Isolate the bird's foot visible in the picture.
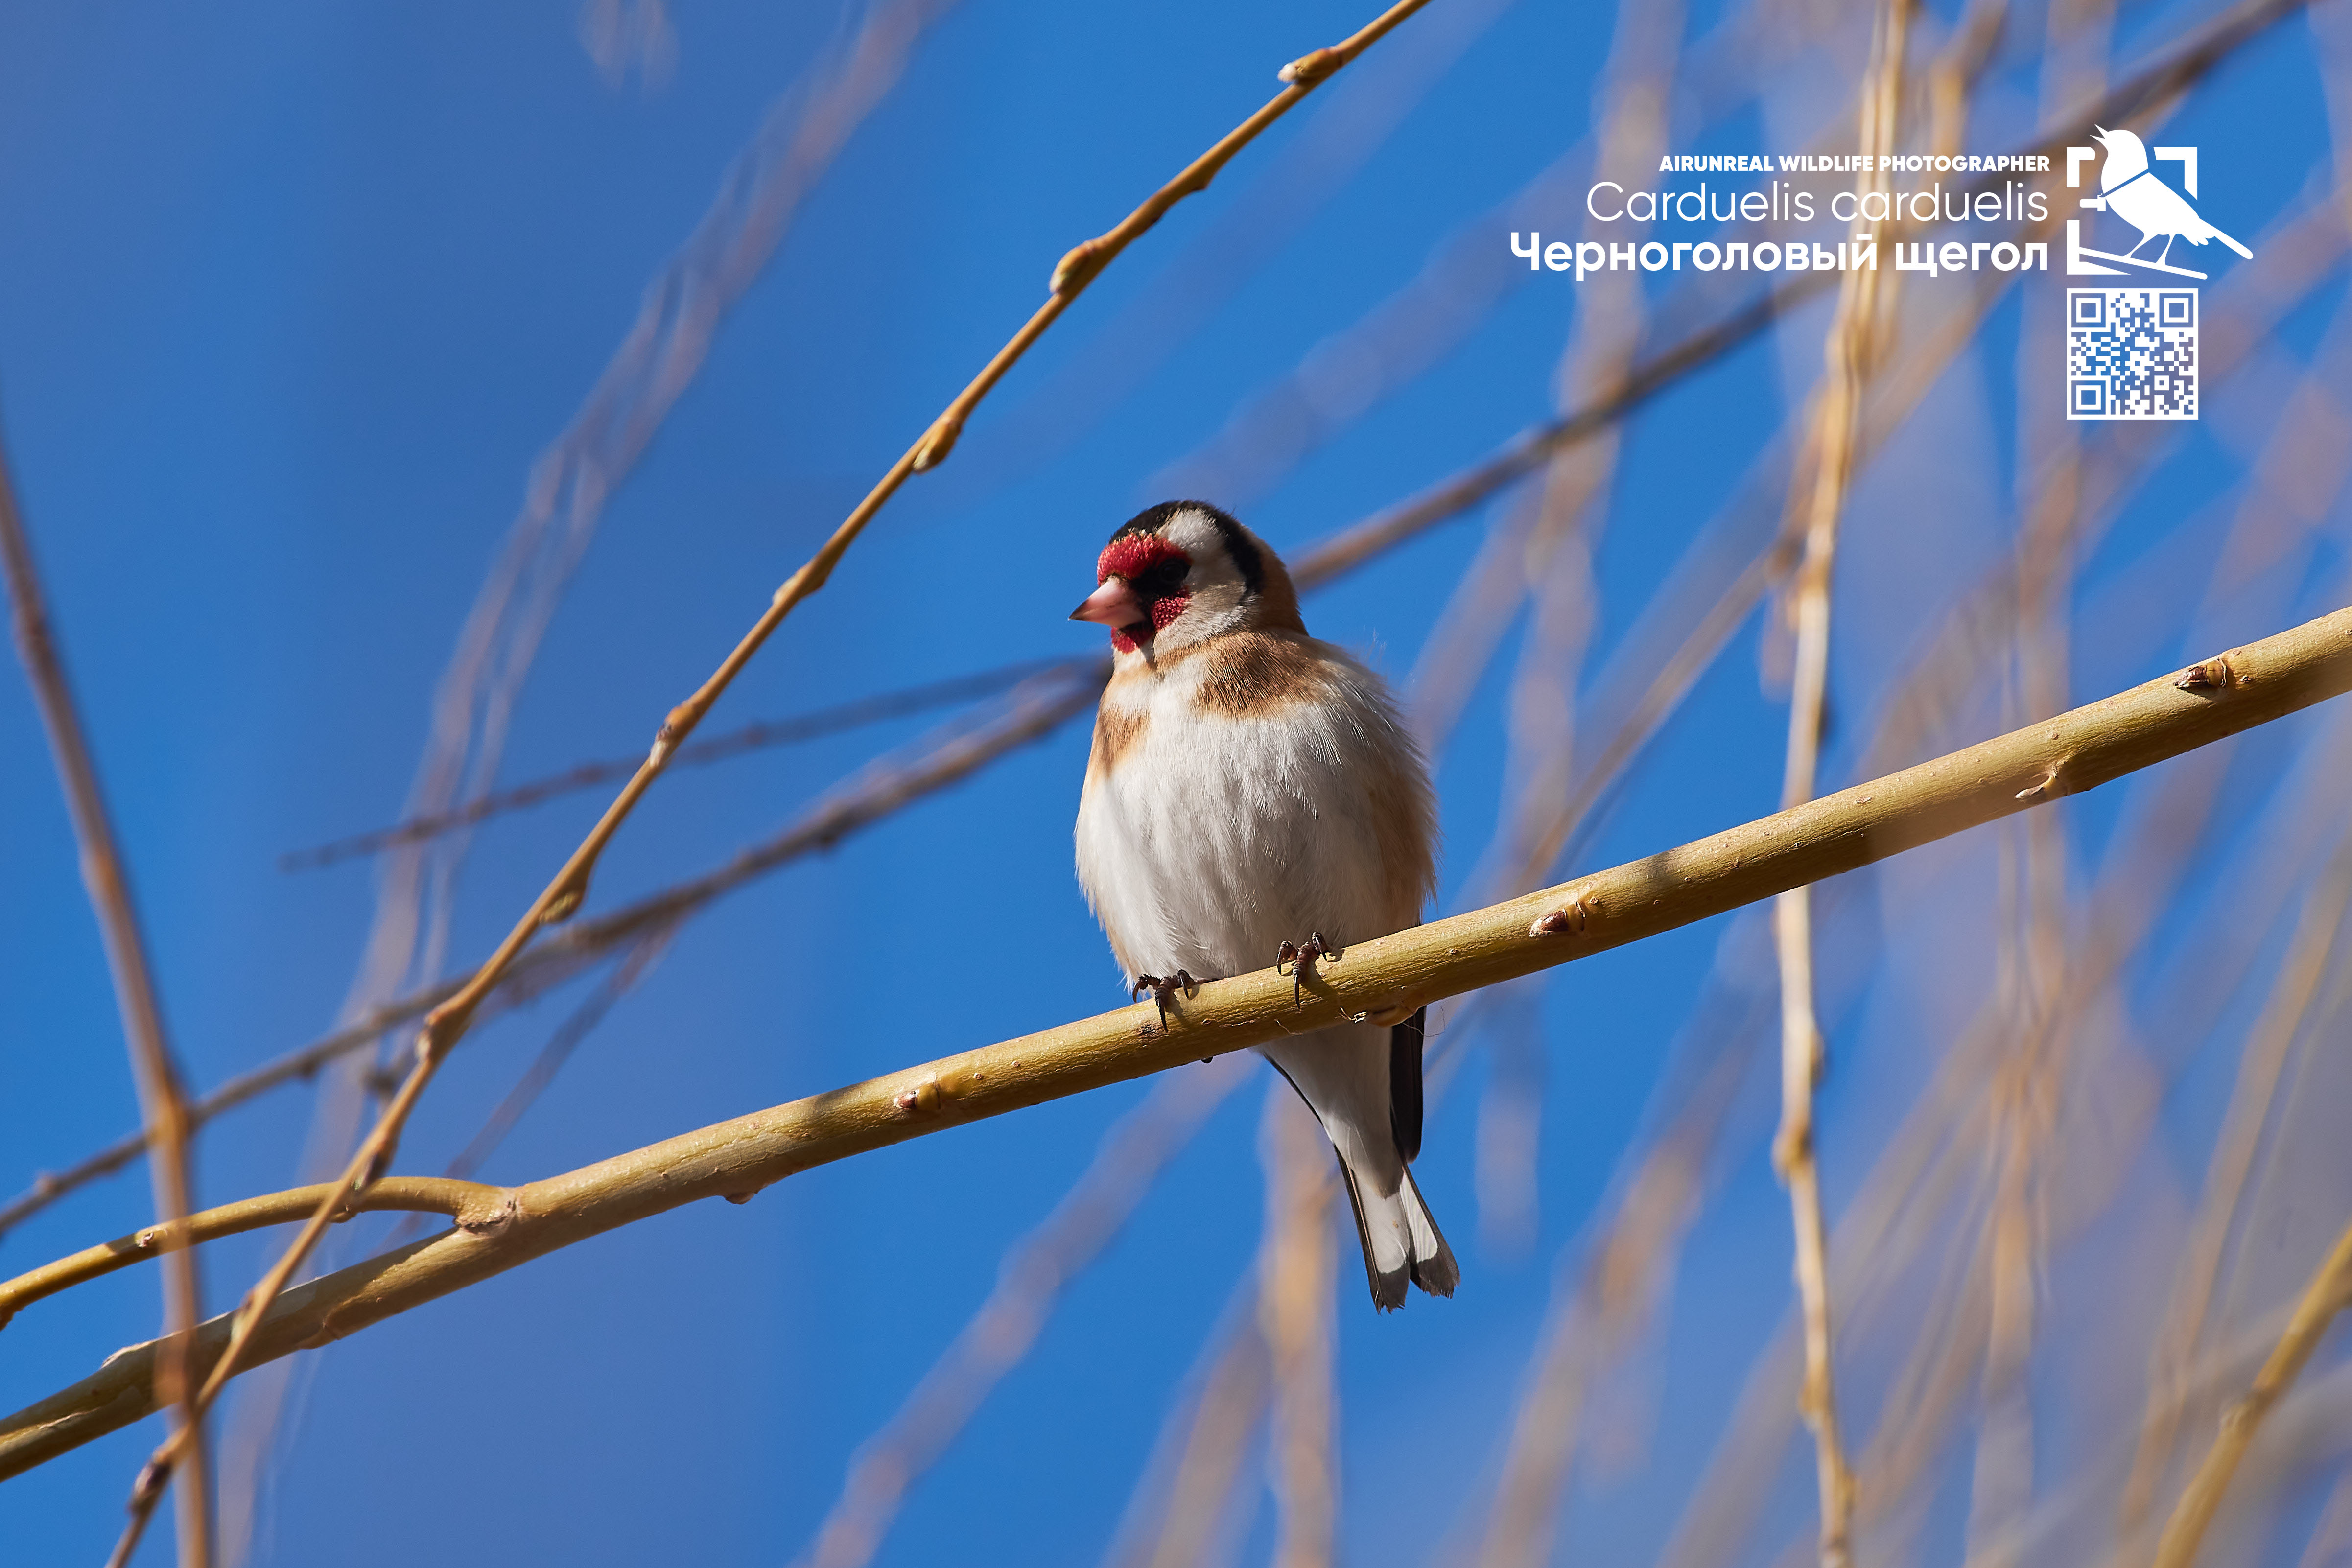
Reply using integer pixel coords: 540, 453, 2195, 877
1274, 932, 1335, 1009
1132, 970, 1198, 1031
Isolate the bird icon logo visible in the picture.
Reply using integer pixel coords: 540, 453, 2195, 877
2067, 128, 2252, 279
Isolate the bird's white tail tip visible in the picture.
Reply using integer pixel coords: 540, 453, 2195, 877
1401, 1167, 1458, 1299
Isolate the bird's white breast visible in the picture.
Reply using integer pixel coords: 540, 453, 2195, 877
1073, 633, 1430, 987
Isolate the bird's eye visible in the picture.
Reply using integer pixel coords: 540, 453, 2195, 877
1133, 555, 1189, 596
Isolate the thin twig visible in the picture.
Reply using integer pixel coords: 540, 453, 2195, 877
376, 934, 679, 1253
2152, 1220, 2352, 1568
279, 657, 1077, 870
12, 600, 2352, 1476
441, 936, 673, 1186
1768, 10, 1906, 1558
0, 424, 214, 1568
0, 1179, 503, 1325
102, 4, 1441, 1544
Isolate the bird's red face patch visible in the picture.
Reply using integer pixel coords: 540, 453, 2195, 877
1096, 533, 1185, 585
1096, 534, 1191, 652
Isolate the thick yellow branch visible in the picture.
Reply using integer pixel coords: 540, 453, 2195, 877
7, 604, 2352, 1482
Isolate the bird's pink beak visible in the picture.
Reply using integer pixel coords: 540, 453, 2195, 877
1070, 577, 1146, 631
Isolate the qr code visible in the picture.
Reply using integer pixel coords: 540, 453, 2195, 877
2067, 288, 2197, 420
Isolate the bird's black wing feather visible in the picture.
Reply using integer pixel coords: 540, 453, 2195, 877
1390, 1007, 1426, 1162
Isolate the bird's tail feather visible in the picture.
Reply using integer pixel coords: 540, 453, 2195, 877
2215, 227, 2253, 259
1333, 1154, 1457, 1311
1402, 1165, 1459, 1298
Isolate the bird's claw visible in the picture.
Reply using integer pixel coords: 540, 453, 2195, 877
1274, 932, 1334, 1009
1132, 970, 1198, 1030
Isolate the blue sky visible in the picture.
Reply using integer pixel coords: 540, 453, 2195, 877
3, 2, 2347, 1565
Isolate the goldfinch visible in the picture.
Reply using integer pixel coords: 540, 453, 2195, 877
1071, 500, 1457, 1310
